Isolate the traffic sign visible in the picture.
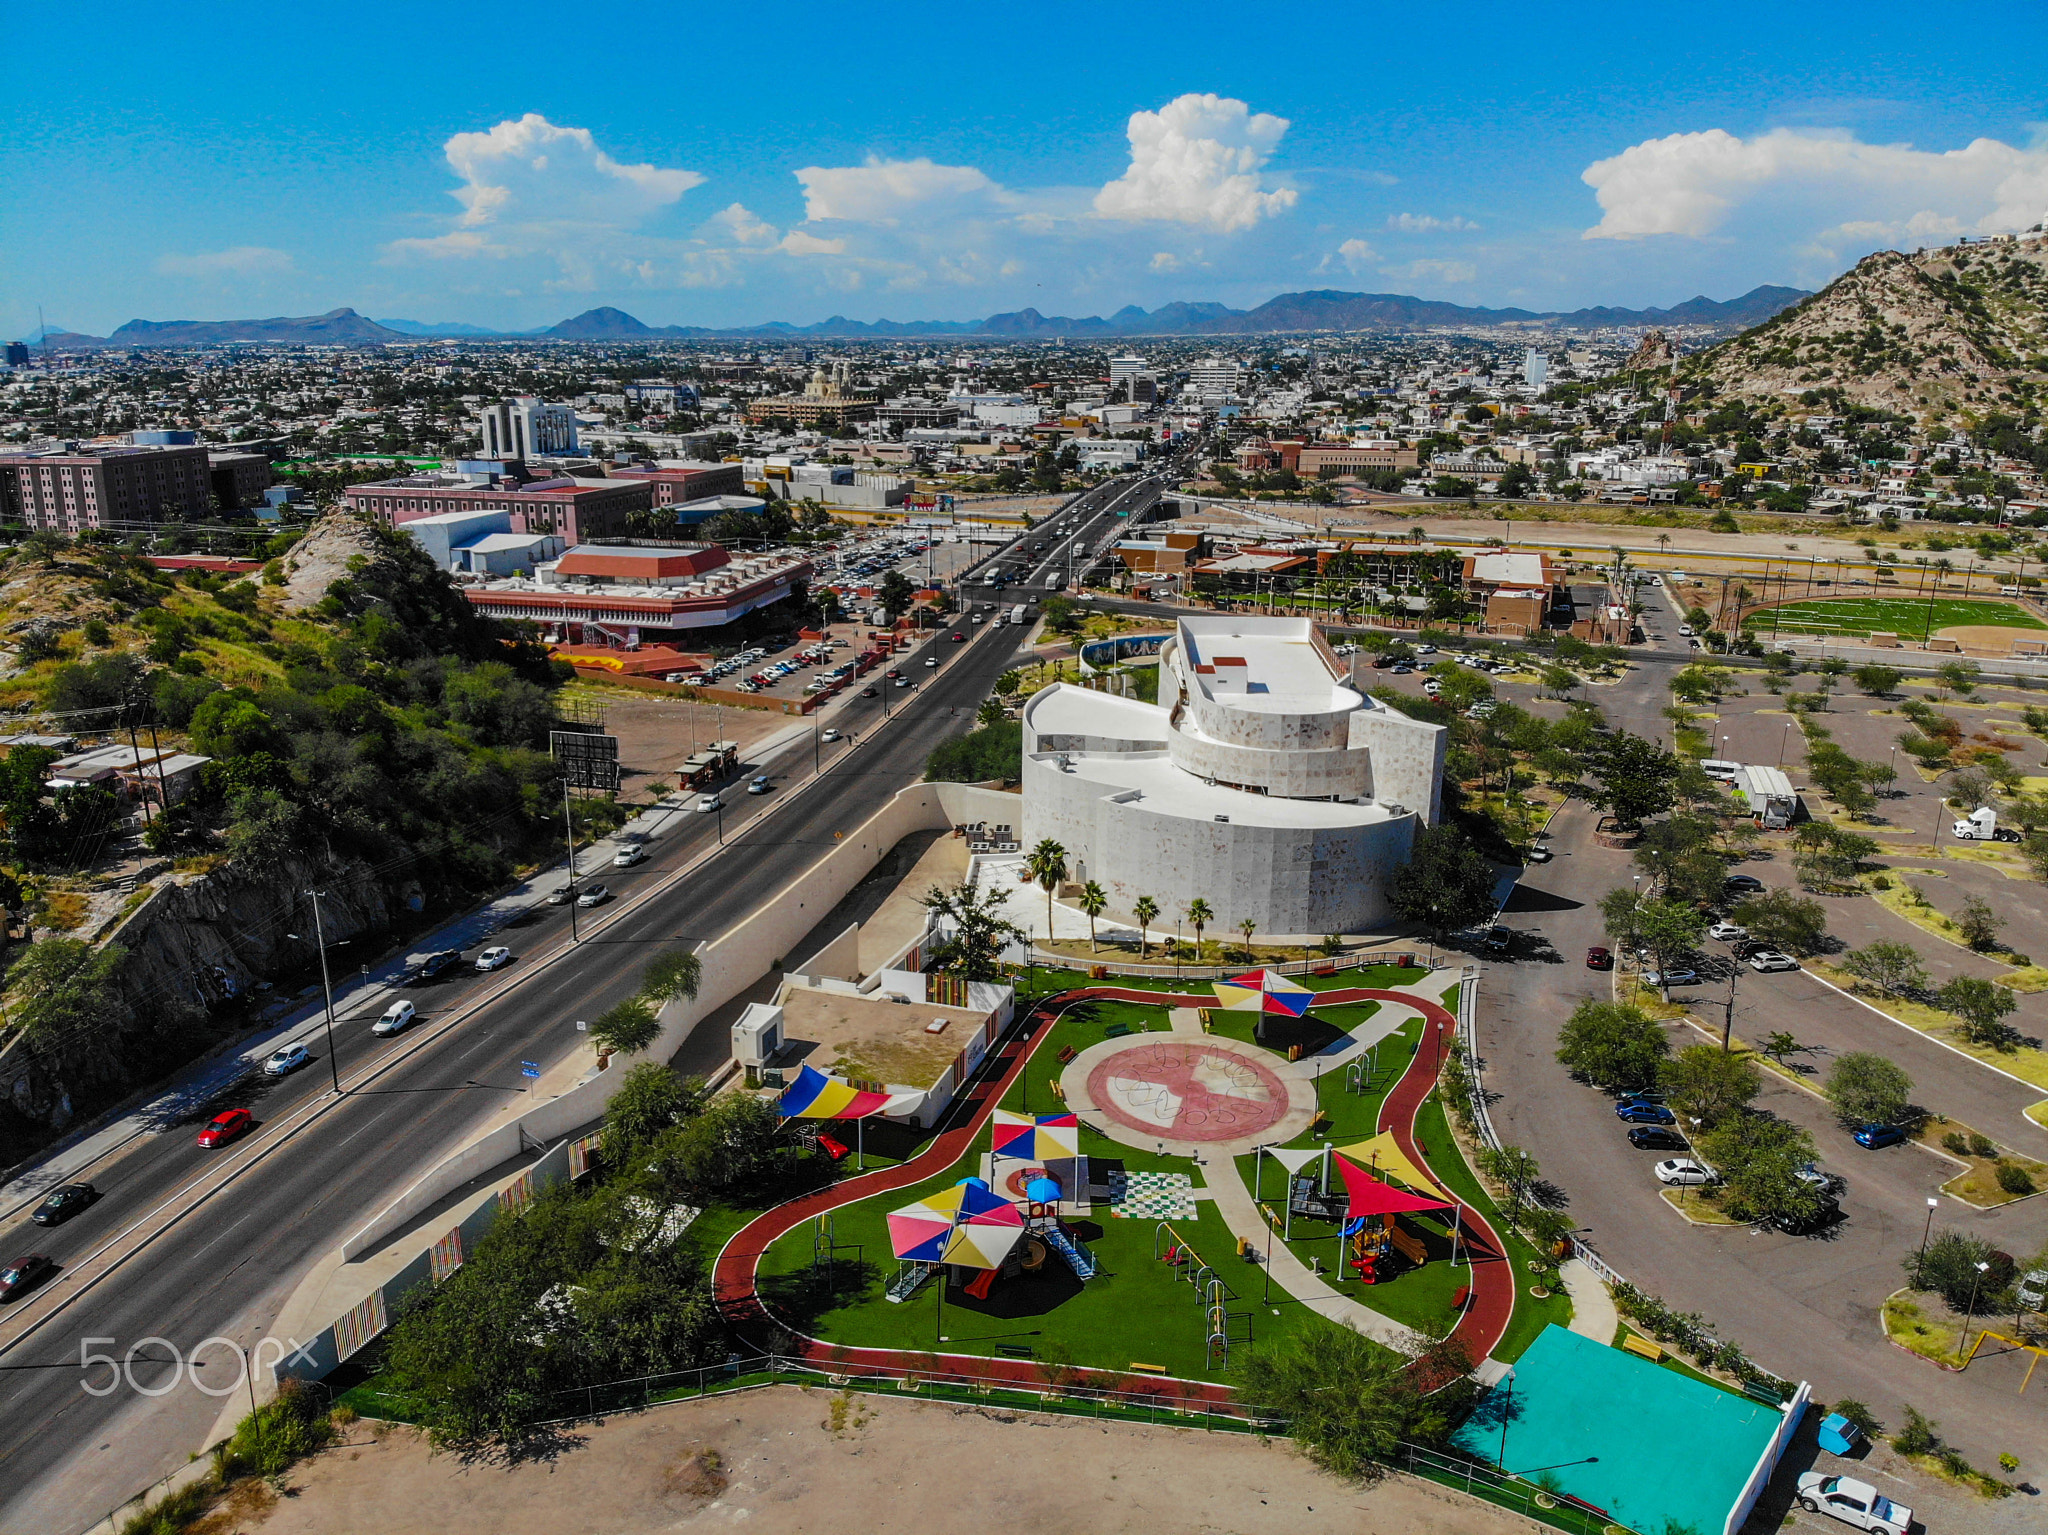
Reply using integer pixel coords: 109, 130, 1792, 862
520, 1061, 541, 1078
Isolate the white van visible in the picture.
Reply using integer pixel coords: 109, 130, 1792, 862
1700, 759, 1740, 783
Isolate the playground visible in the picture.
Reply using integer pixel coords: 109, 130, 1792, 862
1743, 595, 2047, 642
719, 961, 1549, 1397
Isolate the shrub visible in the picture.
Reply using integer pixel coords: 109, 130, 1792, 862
1943, 1131, 1971, 1156
1969, 1132, 1997, 1158
1830, 1398, 1882, 1437
1996, 1162, 2035, 1196
1894, 1405, 1939, 1456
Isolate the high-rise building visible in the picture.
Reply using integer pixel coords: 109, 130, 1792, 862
1109, 355, 1156, 405
0, 444, 213, 531
1186, 357, 1246, 398
1523, 349, 1549, 389
477, 397, 580, 460
3, 343, 30, 369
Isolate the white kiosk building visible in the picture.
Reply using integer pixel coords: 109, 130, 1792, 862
1020, 615, 1446, 936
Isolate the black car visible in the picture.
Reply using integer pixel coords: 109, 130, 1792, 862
29, 1183, 97, 1226
1627, 1125, 1688, 1151
1723, 874, 1766, 894
1770, 1197, 1842, 1235
409, 949, 464, 984
0, 1253, 55, 1302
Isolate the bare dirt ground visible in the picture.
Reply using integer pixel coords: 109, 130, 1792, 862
561, 685, 795, 798
246, 1386, 1527, 1535
1935, 623, 2047, 653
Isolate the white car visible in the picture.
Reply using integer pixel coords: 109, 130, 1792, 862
1422, 680, 1442, 696
924, 655, 939, 668
1525, 846, 1553, 863
612, 844, 646, 868
474, 946, 511, 972
576, 883, 611, 908
1796, 1474, 1910, 1535
1708, 921, 1747, 942
696, 793, 722, 813
372, 1001, 417, 1037
747, 776, 771, 795
1677, 624, 1695, 637
821, 728, 842, 743
263, 1043, 311, 1076
1642, 968, 1701, 988
1748, 950, 1800, 973
1655, 1157, 1717, 1186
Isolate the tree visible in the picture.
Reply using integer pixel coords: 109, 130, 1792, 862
1637, 898, 1708, 995
922, 881, 1025, 981
188, 690, 282, 759
1598, 884, 1647, 950
1939, 975, 2020, 1048
1237, 916, 1258, 959
1825, 1052, 1913, 1129
1792, 823, 1879, 889
975, 697, 1005, 728
1387, 823, 1496, 942
641, 950, 702, 1007
1132, 895, 1159, 960
1730, 889, 1828, 956
1232, 1324, 1445, 1478
1477, 1145, 1541, 1221
1853, 664, 1902, 697
1698, 1111, 1822, 1224
1955, 894, 2003, 952
653, 1090, 793, 1199
1586, 731, 1678, 828
1555, 1000, 1670, 1092
1906, 1230, 2011, 1313
1658, 1039, 1761, 1126
0, 940, 130, 1070
1185, 897, 1214, 957
1840, 940, 1927, 999
878, 570, 917, 619
1079, 881, 1107, 953
589, 997, 660, 1056
601, 1063, 708, 1164
1025, 838, 1067, 939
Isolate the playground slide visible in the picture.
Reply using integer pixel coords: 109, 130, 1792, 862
885, 1262, 937, 1304
1042, 1224, 1100, 1280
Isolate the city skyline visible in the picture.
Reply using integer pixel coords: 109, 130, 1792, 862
8, 2, 2048, 338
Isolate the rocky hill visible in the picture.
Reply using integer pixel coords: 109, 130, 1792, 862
1686, 236, 2048, 420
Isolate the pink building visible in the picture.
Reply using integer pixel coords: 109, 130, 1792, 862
344, 471, 649, 544
0, 445, 213, 531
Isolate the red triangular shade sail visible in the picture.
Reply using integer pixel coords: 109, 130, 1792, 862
1335, 1154, 1454, 1218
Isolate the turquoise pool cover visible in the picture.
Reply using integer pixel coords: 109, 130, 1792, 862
1451, 1326, 1786, 1535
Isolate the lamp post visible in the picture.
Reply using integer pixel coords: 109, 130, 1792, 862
1919, 1197, 1938, 1265
1778, 720, 1793, 767
297, 892, 342, 1096
1497, 1366, 1517, 1469
561, 780, 579, 943
1959, 1259, 1991, 1358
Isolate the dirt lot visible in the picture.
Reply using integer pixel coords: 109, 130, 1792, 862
245, 1386, 1524, 1535
560, 685, 798, 799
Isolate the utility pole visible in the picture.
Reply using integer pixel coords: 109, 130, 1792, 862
303, 890, 343, 1095
562, 781, 579, 943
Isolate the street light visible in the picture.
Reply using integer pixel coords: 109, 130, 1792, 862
292, 891, 343, 1096
1918, 1197, 1938, 1264
1497, 1366, 1517, 1468
1959, 1260, 1991, 1358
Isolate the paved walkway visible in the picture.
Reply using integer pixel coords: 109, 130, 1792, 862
1560, 1258, 1618, 1344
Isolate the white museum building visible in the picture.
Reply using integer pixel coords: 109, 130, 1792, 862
1019, 615, 1446, 937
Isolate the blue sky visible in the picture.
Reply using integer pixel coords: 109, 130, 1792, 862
8, 2, 2048, 335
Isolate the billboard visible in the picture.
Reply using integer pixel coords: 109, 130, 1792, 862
550, 730, 620, 791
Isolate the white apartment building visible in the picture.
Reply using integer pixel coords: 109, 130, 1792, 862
478, 397, 580, 460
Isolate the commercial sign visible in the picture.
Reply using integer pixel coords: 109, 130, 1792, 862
550, 730, 621, 791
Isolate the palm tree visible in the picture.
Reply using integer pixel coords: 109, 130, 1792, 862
1185, 898, 1213, 961
1026, 838, 1067, 941
1237, 917, 1258, 961
1079, 881, 1107, 953
1656, 532, 1672, 555
1132, 895, 1159, 960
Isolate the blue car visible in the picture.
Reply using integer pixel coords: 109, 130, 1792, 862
1617, 1101, 1677, 1125
1854, 1123, 1906, 1149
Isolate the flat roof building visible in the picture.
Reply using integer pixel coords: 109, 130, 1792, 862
344, 469, 648, 545
0, 443, 213, 531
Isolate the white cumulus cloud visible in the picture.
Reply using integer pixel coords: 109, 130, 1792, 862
795, 157, 1000, 223
779, 230, 848, 256
154, 246, 295, 278
1581, 127, 2048, 241
1150, 251, 1183, 272
1385, 213, 1478, 233
707, 202, 780, 247
1094, 93, 1297, 233
1314, 238, 1379, 276
384, 113, 704, 266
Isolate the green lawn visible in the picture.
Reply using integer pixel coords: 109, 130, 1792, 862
1744, 596, 2047, 641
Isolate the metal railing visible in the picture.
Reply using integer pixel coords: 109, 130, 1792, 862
1454, 964, 1504, 1154
1026, 948, 1438, 982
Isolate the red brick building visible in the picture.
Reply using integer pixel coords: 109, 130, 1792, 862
0, 445, 213, 531
344, 471, 649, 544
606, 460, 745, 506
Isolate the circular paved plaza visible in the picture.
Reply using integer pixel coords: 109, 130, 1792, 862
1062, 1033, 1318, 1157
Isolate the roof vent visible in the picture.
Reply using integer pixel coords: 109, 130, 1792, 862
1214, 814, 1230, 823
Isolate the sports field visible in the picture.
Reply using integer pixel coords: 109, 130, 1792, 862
1744, 596, 2048, 641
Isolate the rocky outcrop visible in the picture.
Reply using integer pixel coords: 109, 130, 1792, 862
278, 513, 402, 614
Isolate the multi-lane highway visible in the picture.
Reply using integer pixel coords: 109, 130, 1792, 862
0, 473, 1168, 1532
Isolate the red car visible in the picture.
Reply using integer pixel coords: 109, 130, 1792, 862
197, 1109, 252, 1148
1586, 946, 1613, 970
0, 1253, 56, 1302
950, 632, 965, 642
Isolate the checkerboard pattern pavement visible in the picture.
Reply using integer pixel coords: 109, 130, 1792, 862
1106, 1169, 1196, 1219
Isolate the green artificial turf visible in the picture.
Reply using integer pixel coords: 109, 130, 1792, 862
1744, 596, 2047, 641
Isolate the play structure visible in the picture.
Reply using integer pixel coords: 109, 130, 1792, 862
1252, 1132, 1464, 1285
1153, 1221, 1249, 1369
777, 1062, 920, 1169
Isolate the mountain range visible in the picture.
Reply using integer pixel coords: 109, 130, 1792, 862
20, 285, 1809, 349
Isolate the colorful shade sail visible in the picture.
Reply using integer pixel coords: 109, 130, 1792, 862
776, 1063, 893, 1120
1334, 1154, 1453, 1219
885, 1181, 1027, 1270
1335, 1132, 1454, 1204
991, 1109, 1080, 1162
1211, 969, 1316, 1018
